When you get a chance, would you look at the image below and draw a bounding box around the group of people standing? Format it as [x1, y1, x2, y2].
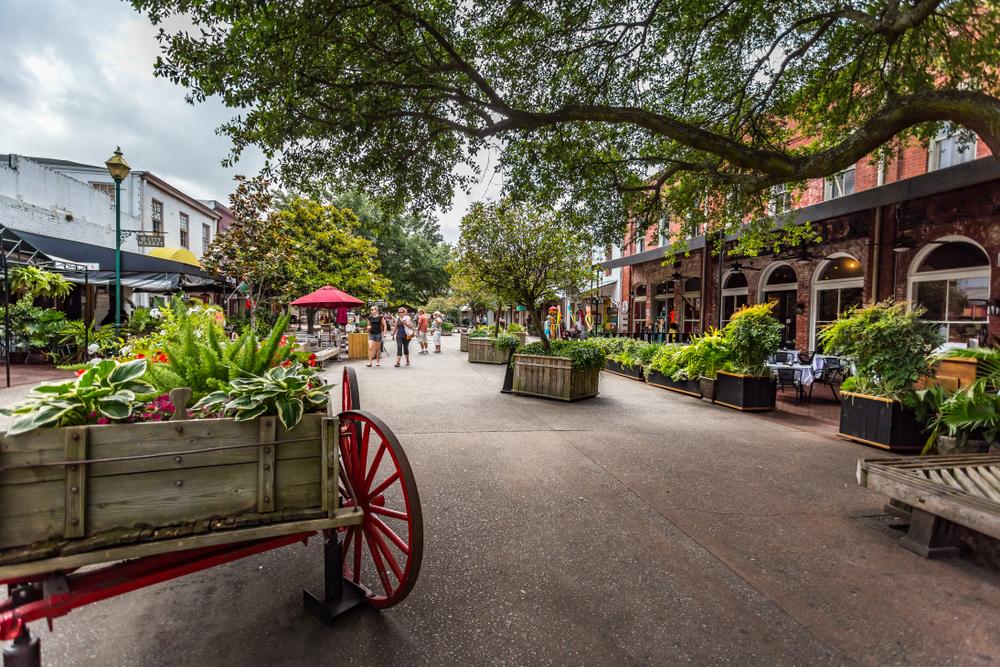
[366, 306, 445, 368]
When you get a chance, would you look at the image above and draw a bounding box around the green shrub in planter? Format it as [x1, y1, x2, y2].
[516, 340, 606, 372]
[646, 345, 702, 396]
[713, 304, 782, 411]
[819, 300, 942, 451]
[442, 321, 455, 332]
[508, 322, 525, 333]
[468, 326, 491, 338]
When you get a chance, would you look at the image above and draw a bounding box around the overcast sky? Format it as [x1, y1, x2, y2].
[0, 0, 498, 242]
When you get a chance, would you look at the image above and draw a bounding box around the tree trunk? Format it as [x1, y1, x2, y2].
[306, 308, 316, 334]
[532, 305, 550, 350]
[493, 301, 503, 336]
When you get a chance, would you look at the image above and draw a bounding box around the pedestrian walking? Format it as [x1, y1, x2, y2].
[366, 305, 388, 367]
[392, 307, 414, 367]
[432, 311, 444, 353]
[416, 308, 430, 354]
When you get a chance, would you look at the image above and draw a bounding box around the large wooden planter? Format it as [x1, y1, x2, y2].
[511, 331, 527, 345]
[347, 332, 370, 359]
[646, 370, 702, 398]
[468, 338, 508, 364]
[460, 332, 470, 351]
[0, 411, 352, 569]
[512, 354, 600, 401]
[839, 392, 924, 452]
[713, 372, 776, 412]
[604, 359, 645, 381]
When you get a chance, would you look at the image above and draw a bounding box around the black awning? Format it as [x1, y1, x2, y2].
[6, 229, 218, 281]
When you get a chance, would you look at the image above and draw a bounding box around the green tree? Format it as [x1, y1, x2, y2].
[328, 191, 450, 305]
[272, 197, 390, 308]
[134, 0, 1000, 247]
[455, 202, 592, 348]
[201, 175, 286, 329]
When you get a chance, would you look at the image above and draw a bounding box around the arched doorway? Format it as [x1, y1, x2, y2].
[653, 281, 674, 334]
[908, 238, 990, 344]
[811, 255, 864, 349]
[760, 263, 798, 348]
[720, 271, 749, 326]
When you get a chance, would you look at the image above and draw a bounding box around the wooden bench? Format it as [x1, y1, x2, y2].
[857, 454, 1000, 557]
[312, 346, 340, 367]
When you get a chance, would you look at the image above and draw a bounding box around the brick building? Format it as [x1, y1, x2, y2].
[601, 134, 999, 351]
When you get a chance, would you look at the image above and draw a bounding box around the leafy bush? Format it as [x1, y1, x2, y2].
[915, 380, 1000, 454]
[646, 344, 684, 379]
[721, 303, 783, 376]
[493, 333, 521, 351]
[9, 266, 72, 299]
[682, 330, 729, 379]
[508, 322, 525, 333]
[818, 300, 941, 399]
[1, 359, 154, 435]
[442, 321, 455, 332]
[517, 340, 606, 372]
[468, 326, 491, 338]
[194, 362, 332, 429]
[59, 320, 118, 361]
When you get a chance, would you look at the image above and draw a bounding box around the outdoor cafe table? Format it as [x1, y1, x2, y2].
[766, 362, 816, 385]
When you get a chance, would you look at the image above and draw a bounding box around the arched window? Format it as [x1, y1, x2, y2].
[721, 272, 749, 325]
[760, 263, 799, 349]
[909, 240, 990, 344]
[631, 284, 648, 333]
[812, 255, 864, 349]
[682, 278, 701, 334]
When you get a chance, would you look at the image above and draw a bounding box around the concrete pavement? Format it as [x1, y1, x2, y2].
[9, 334, 1000, 665]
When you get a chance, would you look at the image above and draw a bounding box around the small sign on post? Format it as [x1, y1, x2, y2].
[137, 234, 165, 248]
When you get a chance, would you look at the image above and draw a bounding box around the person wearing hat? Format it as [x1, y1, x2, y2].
[432, 311, 444, 353]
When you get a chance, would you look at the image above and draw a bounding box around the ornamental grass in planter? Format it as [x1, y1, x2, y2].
[683, 330, 730, 403]
[511, 340, 605, 401]
[713, 304, 782, 412]
[600, 338, 650, 380]
[819, 300, 942, 452]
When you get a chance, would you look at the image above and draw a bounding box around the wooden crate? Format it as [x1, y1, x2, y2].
[468, 338, 508, 364]
[348, 332, 370, 359]
[0, 411, 352, 568]
[512, 354, 600, 401]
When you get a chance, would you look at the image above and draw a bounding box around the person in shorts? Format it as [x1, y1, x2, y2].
[367, 305, 387, 367]
[432, 311, 444, 353]
[416, 308, 430, 354]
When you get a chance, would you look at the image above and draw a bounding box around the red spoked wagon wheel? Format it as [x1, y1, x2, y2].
[337, 409, 423, 608]
[342, 367, 360, 412]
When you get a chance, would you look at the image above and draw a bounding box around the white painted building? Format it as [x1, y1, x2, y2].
[27, 156, 220, 263]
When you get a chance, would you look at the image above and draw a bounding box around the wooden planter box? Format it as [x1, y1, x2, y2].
[714, 372, 776, 411]
[468, 338, 508, 364]
[0, 410, 355, 573]
[511, 331, 527, 345]
[839, 392, 924, 452]
[512, 354, 600, 401]
[441, 328, 454, 336]
[604, 359, 645, 381]
[646, 370, 702, 398]
[460, 332, 469, 352]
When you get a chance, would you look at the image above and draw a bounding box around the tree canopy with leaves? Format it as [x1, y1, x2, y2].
[203, 177, 387, 325]
[133, 0, 1000, 246]
[455, 202, 592, 347]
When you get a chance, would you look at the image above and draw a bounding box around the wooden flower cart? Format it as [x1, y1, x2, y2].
[0, 368, 422, 666]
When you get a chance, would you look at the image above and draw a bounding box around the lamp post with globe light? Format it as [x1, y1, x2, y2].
[105, 147, 131, 336]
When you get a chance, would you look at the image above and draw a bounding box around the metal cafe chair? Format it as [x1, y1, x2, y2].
[810, 357, 847, 402]
[773, 366, 805, 404]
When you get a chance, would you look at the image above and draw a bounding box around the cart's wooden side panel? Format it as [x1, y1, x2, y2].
[0, 413, 328, 553]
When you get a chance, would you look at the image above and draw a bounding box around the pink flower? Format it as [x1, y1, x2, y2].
[96, 417, 110, 425]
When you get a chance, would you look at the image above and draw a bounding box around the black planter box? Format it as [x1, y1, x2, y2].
[647, 370, 702, 398]
[714, 372, 776, 411]
[604, 359, 645, 381]
[838, 392, 924, 452]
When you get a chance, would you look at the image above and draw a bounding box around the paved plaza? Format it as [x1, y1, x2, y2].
[7, 336, 1000, 665]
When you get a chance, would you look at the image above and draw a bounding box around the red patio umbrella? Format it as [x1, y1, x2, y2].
[291, 285, 364, 308]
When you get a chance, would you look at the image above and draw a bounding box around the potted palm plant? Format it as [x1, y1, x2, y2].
[685, 330, 729, 402]
[714, 304, 782, 411]
[916, 347, 1000, 454]
[819, 301, 942, 452]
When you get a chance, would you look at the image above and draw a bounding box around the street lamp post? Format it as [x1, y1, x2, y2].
[105, 147, 131, 337]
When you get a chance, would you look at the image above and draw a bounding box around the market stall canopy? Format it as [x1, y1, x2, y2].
[148, 247, 201, 267]
[291, 285, 364, 308]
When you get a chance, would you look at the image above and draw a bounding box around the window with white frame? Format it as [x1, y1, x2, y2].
[179, 212, 189, 248]
[824, 167, 855, 200]
[151, 199, 164, 234]
[659, 212, 670, 246]
[635, 233, 645, 254]
[929, 128, 977, 171]
[812, 256, 864, 349]
[721, 272, 749, 325]
[770, 183, 792, 215]
[202, 223, 211, 255]
[682, 277, 701, 335]
[909, 240, 990, 344]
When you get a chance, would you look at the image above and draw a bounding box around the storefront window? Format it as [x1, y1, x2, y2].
[721, 272, 749, 325]
[682, 278, 701, 335]
[910, 241, 989, 344]
[812, 256, 864, 349]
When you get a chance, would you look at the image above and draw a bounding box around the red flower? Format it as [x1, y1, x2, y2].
[279, 335, 288, 346]
[308, 353, 317, 367]
[75, 368, 86, 377]
[135, 353, 145, 359]
[155, 353, 168, 363]
[282, 359, 292, 368]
